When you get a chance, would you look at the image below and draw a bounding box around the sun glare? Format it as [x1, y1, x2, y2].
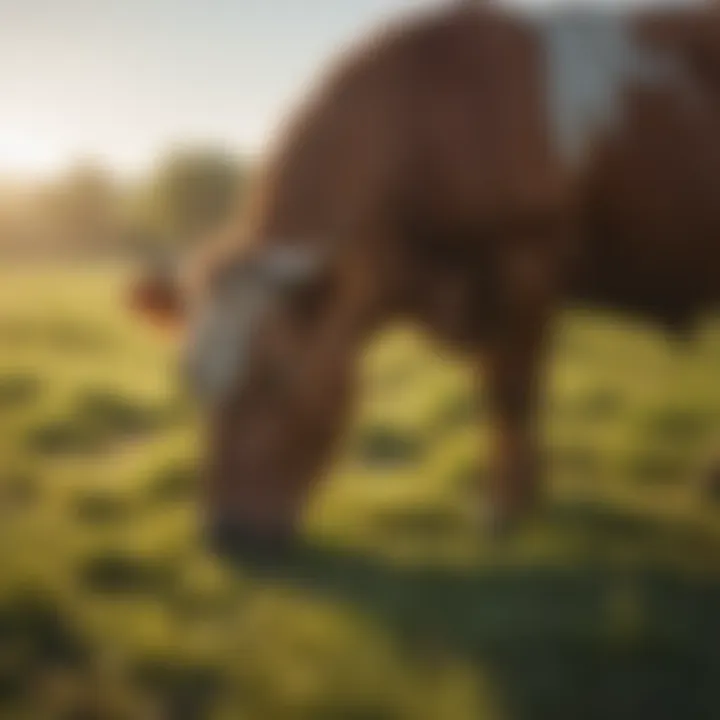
[0, 131, 69, 178]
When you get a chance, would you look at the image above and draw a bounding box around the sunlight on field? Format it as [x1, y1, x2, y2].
[1, 266, 720, 719]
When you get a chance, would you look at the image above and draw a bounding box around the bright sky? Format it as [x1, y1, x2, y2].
[0, 0, 672, 178]
[0, 0, 448, 177]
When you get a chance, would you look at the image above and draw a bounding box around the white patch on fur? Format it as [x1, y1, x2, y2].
[184, 245, 325, 406]
[529, 7, 687, 167]
[184, 277, 269, 405]
[263, 245, 328, 283]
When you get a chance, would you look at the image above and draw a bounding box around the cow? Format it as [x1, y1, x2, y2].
[129, 1, 720, 555]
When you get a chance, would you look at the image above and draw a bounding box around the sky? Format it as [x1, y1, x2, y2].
[0, 0, 674, 178]
[0, 0, 447, 178]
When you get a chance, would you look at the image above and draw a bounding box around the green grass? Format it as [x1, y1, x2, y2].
[1, 266, 719, 719]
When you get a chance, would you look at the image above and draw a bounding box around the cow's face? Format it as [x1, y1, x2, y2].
[129, 243, 360, 556]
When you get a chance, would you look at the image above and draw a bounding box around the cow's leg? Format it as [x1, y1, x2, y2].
[479, 320, 548, 533]
[476, 230, 562, 534]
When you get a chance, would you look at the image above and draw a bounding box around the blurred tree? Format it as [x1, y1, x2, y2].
[135, 147, 245, 251]
[41, 163, 119, 254]
[0, 149, 248, 259]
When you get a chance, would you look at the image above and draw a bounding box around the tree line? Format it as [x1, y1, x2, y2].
[0, 147, 246, 259]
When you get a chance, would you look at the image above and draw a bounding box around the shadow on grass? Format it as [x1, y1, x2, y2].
[0, 374, 42, 411]
[25, 390, 183, 455]
[0, 592, 89, 704]
[219, 502, 720, 720]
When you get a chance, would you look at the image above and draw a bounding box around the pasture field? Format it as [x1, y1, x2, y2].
[1, 266, 720, 719]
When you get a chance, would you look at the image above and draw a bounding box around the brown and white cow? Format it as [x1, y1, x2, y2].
[130, 1, 720, 554]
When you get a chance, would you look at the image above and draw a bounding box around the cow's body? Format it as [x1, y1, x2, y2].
[245, 3, 720, 334]
[134, 2, 720, 546]
[571, 9, 720, 331]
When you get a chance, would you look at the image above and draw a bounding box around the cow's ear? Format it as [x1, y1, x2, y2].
[127, 271, 185, 329]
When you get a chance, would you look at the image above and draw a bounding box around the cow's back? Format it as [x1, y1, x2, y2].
[244, 5, 564, 242]
[238, 3, 720, 340]
[393, 6, 566, 230]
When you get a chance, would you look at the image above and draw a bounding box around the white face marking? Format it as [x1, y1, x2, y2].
[263, 244, 327, 283]
[185, 276, 270, 406]
[529, 7, 688, 167]
[183, 245, 325, 406]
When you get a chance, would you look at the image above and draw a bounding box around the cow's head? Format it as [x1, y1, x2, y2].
[129, 239, 371, 558]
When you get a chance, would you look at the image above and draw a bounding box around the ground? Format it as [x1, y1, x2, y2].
[1, 266, 719, 719]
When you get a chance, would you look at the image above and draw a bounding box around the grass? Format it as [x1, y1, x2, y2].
[0, 265, 719, 719]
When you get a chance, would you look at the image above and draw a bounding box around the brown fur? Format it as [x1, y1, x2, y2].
[132, 2, 720, 541]
[574, 7, 720, 332]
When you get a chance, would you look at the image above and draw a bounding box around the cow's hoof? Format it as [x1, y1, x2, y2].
[206, 519, 297, 568]
[473, 501, 525, 541]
